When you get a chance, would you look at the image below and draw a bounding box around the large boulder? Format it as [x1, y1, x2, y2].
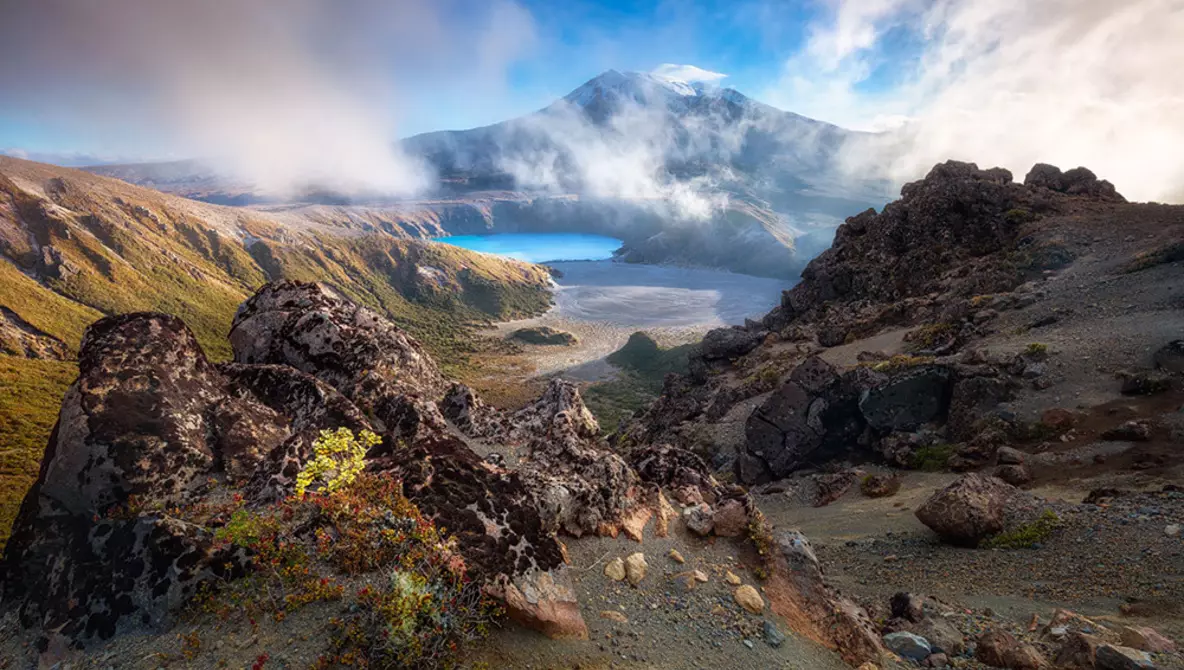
[915, 474, 1016, 546]
[743, 381, 823, 479]
[859, 366, 952, 433]
[700, 326, 764, 360]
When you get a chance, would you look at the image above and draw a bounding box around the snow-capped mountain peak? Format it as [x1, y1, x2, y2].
[561, 67, 749, 114]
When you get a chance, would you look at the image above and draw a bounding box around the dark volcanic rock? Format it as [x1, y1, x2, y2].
[1024, 163, 1125, 202]
[700, 326, 764, 360]
[858, 366, 952, 432]
[738, 359, 877, 483]
[744, 381, 821, 480]
[773, 161, 1034, 333]
[1154, 340, 1184, 374]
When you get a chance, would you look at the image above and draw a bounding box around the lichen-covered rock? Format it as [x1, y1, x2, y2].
[2, 283, 598, 649]
[915, 474, 1016, 546]
[1, 314, 256, 644]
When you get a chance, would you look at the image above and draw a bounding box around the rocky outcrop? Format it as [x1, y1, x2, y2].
[767, 161, 1050, 336]
[1023, 163, 1125, 202]
[2, 282, 612, 647]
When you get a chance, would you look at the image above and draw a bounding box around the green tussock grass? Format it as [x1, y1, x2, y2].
[0, 356, 77, 550]
[865, 354, 936, 374]
[982, 510, 1062, 549]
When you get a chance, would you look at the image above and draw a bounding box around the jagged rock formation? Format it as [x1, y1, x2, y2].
[619, 160, 1182, 485]
[0, 281, 645, 647]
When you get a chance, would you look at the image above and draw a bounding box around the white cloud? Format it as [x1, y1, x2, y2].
[766, 0, 1184, 203]
[0, 0, 537, 197]
[651, 64, 728, 83]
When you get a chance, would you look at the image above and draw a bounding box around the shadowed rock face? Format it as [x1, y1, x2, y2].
[3, 281, 628, 646]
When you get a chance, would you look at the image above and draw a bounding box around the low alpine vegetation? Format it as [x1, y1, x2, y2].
[183, 429, 496, 669]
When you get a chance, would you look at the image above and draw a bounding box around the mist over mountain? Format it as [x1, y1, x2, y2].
[84, 68, 896, 278]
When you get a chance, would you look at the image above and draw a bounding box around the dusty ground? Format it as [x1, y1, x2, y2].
[462, 514, 851, 670]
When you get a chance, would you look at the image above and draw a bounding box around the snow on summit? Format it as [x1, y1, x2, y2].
[650, 64, 728, 84]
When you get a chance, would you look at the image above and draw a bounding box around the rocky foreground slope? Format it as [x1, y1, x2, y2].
[1, 159, 1181, 670]
[0, 281, 885, 668]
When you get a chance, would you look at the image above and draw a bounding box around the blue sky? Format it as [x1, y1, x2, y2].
[0, 0, 842, 163]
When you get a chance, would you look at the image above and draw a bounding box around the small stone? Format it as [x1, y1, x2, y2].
[996, 446, 1026, 465]
[994, 463, 1032, 486]
[1101, 421, 1151, 442]
[725, 571, 742, 586]
[734, 585, 764, 614]
[1096, 644, 1155, 669]
[763, 620, 786, 648]
[924, 652, 950, 667]
[668, 549, 685, 564]
[600, 610, 628, 623]
[883, 631, 932, 661]
[624, 553, 647, 586]
[711, 499, 749, 538]
[742, 639, 754, 650]
[691, 569, 708, 583]
[604, 558, 626, 582]
[1165, 524, 1180, 537]
[1041, 408, 1077, 430]
[683, 503, 714, 536]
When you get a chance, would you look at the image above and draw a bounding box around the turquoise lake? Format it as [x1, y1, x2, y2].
[431, 233, 622, 263]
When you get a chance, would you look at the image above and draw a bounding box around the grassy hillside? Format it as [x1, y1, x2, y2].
[0, 156, 554, 549]
[0, 356, 77, 548]
[583, 332, 693, 434]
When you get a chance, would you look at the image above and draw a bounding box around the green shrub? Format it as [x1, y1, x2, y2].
[295, 428, 380, 498]
[910, 443, 957, 471]
[982, 510, 1062, 549]
[1025, 342, 1048, 356]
